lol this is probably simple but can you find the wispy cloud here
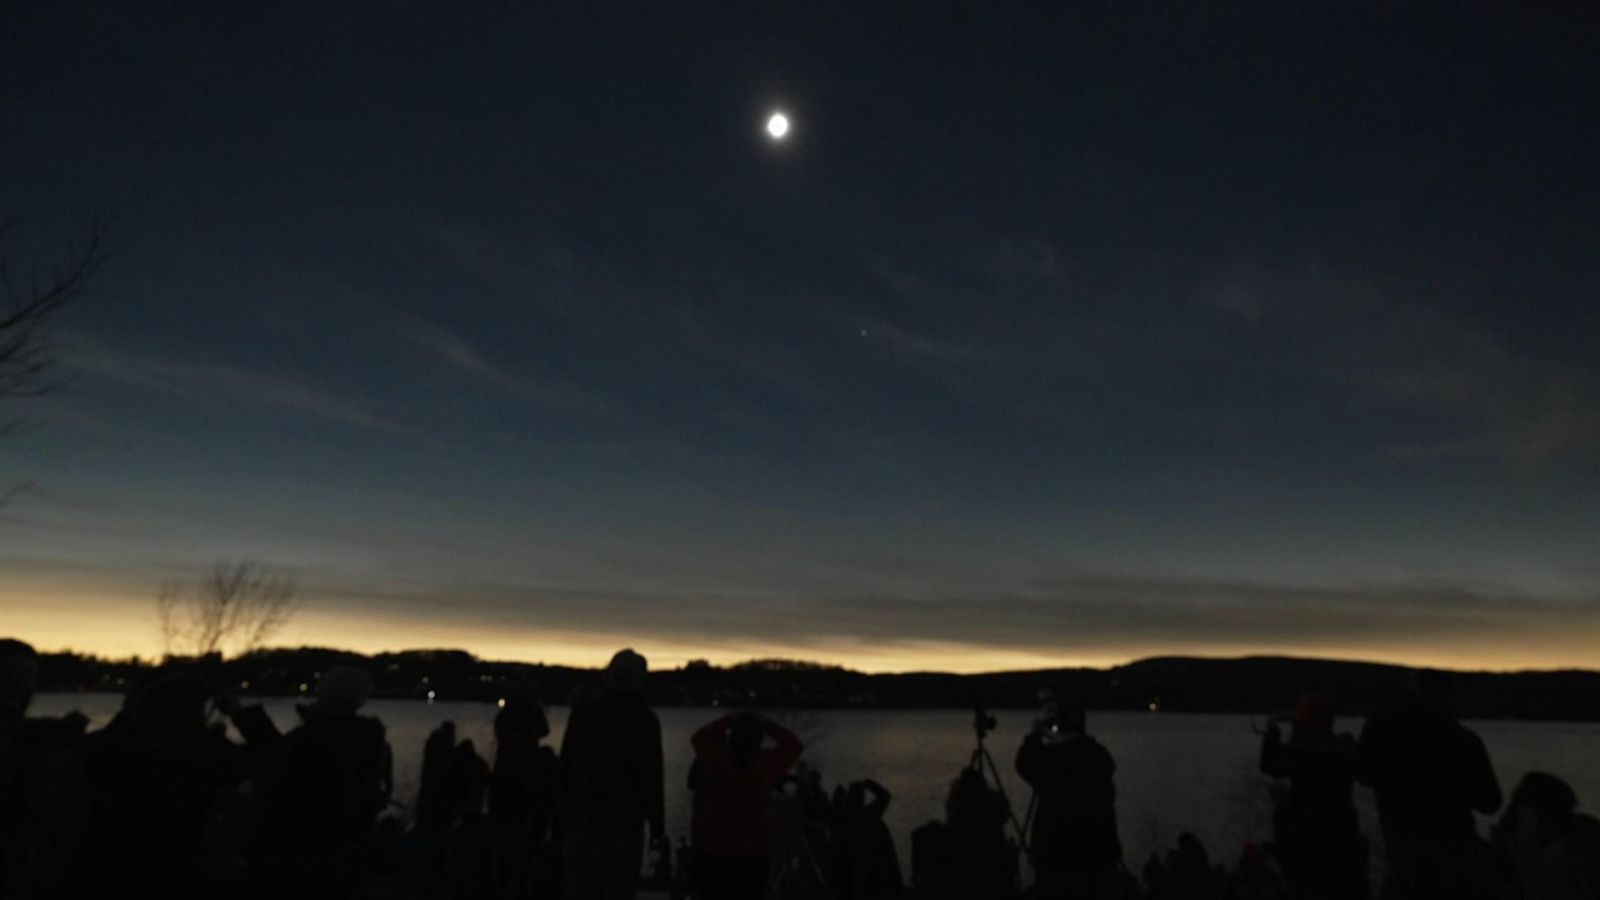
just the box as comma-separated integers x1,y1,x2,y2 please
856,316,985,366
291,562,1600,670
428,221,829,403
403,315,633,423
1198,261,1600,467
428,221,627,330
984,235,1069,283
61,335,409,434
1356,301,1600,466
256,528,1600,662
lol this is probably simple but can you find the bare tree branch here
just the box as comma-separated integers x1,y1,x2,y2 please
0,481,35,508
1,216,112,504
0,216,113,413
156,561,300,660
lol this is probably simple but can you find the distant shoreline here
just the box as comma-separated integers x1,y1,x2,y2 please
32,649,1600,722
34,691,1600,728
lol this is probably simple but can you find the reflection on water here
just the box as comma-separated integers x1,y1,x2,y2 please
33,695,1600,872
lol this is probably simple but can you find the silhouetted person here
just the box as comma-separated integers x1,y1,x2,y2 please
1,638,90,899
688,711,803,900
235,665,393,899
1015,704,1121,899
414,720,492,897
418,720,490,833
831,779,903,900
1259,694,1367,898
0,640,38,725
1358,669,1502,900
769,770,828,899
1229,841,1291,900
792,761,834,867
911,765,1017,900
419,720,461,832
559,649,664,900
487,692,561,899
70,670,252,900
1490,772,1600,900
491,692,560,832
1142,832,1225,900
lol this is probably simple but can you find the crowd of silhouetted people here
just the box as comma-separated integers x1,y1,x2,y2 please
3,637,1599,900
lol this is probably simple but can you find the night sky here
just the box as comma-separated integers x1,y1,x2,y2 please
3,3,1597,671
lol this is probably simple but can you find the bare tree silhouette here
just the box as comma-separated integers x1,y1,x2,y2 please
0,218,110,512
157,561,300,659
0,217,110,424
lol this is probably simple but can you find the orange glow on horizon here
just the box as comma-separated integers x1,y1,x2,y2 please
6,577,1599,675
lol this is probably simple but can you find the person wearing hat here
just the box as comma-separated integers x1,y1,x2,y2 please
1491,771,1600,899
559,649,665,900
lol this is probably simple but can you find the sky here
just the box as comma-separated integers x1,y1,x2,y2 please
2,2,1597,673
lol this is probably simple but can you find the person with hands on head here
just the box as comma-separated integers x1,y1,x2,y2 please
833,778,904,899
689,711,804,900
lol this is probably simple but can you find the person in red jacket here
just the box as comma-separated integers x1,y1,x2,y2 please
689,712,804,900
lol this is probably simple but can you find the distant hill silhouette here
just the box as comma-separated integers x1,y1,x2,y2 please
33,649,1600,721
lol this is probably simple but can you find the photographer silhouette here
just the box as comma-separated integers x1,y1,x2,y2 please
1015,700,1123,899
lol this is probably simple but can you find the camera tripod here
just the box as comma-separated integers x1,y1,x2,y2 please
968,715,1035,858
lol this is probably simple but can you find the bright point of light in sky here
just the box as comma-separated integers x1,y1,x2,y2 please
766,112,790,139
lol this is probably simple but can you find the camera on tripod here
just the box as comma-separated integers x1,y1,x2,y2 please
972,704,998,739
957,700,1032,863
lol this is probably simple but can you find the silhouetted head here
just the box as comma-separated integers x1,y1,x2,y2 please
1293,693,1333,734
847,780,869,809
1407,668,1452,715
494,690,550,742
1510,771,1577,822
729,711,764,770
1037,688,1059,720
603,648,648,694
1054,705,1087,736
131,672,210,738
428,720,458,748
0,638,39,720
946,767,996,828
314,665,373,714
1176,832,1209,866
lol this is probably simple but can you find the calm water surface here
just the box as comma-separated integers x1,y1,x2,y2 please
34,695,1600,874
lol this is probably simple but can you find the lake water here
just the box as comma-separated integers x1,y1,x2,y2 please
33,695,1600,878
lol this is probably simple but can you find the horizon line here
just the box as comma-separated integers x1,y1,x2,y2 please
27,642,1600,679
